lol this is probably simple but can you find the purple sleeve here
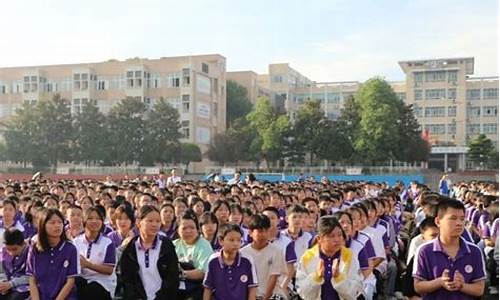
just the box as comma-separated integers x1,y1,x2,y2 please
103,243,116,265
470,247,487,282
364,239,376,259
482,224,491,239
25,246,35,276
491,219,499,239
382,232,390,248
358,248,369,270
471,210,481,227
412,246,430,280
285,241,297,263
202,259,216,290
67,244,78,277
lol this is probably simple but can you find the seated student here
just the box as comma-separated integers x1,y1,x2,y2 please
120,205,180,300
203,224,258,300
296,215,363,300
241,214,284,300
73,207,117,300
26,208,78,300
0,199,25,249
174,211,213,300
413,198,486,300
64,205,84,240
199,212,220,251
402,217,439,300
0,228,30,300
281,204,313,262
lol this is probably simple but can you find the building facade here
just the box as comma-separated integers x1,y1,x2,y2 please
0,54,227,161
230,57,498,171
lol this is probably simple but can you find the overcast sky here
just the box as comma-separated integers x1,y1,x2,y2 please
0,0,497,82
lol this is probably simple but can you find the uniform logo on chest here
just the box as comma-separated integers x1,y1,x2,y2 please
464,264,473,273
240,275,248,283
63,260,69,268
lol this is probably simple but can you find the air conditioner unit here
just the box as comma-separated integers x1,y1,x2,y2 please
451,135,456,139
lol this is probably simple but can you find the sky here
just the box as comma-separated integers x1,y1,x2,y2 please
0,0,498,82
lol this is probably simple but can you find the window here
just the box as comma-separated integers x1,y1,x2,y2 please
483,88,498,99
327,93,340,103
467,106,481,117
414,72,423,83
73,73,89,91
447,88,456,99
424,124,446,134
467,124,481,134
97,80,106,90
447,70,458,82
448,123,456,134
272,75,284,83
126,70,142,88
182,95,190,113
425,89,446,100
425,71,445,82
447,106,456,117
0,85,5,94
182,68,190,86
24,99,37,106
424,106,445,117
396,92,406,101
23,76,38,93
414,89,423,100
466,89,481,100
483,106,498,117
483,123,497,134
166,73,180,87
413,107,423,117
213,102,218,117
181,120,190,138
202,63,209,74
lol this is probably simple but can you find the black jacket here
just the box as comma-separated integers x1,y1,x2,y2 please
120,235,180,300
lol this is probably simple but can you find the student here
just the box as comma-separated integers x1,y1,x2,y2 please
0,199,25,249
211,200,230,227
281,204,313,261
64,205,84,240
413,198,486,299
241,214,284,299
107,204,135,248
199,212,220,251
73,207,117,300
173,211,213,300
0,228,29,300
203,224,258,300
160,203,178,240
296,215,363,300
26,208,78,300
120,205,180,300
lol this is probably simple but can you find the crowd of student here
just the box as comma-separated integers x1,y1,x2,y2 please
0,173,496,300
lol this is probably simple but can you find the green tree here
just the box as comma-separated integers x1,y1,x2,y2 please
354,78,400,163
3,103,39,166
33,95,73,168
247,97,289,166
107,97,146,165
175,143,202,170
226,80,253,127
206,133,237,165
74,101,108,165
291,100,326,164
467,134,496,169
395,101,430,162
336,95,360,163
143,98,182,165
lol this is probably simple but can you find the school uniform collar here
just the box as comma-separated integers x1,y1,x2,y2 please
284,229,303,239
49,239,66,251
84,232,101,245
217,250,241,269
432,236,471,259
138,235,160,251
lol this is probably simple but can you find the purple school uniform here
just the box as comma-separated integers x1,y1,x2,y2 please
413,237,486,300
319,250,341,300
346,238,369,270
203,251,258,300
277,208,287,230
354,231,377,260
161,222,177,240
2,245,29,293
22,221,36,239
26,240,78,300
107,230,125,248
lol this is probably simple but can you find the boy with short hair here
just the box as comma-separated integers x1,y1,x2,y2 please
413,198,486,299
241,214,284,300
203,224,258,300
0,228,30,300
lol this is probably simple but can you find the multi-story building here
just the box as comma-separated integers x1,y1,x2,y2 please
226,70,270,104
231,57,498,171
0,54,227,169
399,57,498,171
